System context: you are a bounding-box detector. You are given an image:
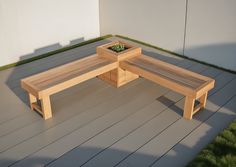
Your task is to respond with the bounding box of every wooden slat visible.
[120,59,195,97]
[21,55,118,98]
[130,57,205,88]
[120,55,214,98]
[31,102,42,114]
[39,61,118,98]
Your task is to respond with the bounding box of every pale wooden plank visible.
[116,76,236,167]
[21,55,118,99]
[126,56,206,88]
[120,55,214,99]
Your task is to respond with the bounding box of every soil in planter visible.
[108,44,129,53]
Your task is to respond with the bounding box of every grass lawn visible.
[187,119,236,167]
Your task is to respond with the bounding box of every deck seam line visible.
[113,71,234,167]
[6,81,155,166]
[80,64,216,167]
[0,83,110,138]
[0,80,109,125]
[0,82,131,153]
[77,67,212,167]
[78,93,180,166]
[2,55,223,166]
[1,59,190,140]
[149,91,236,167]
[38,86,167,167]
[17,62,209,166]
[43,60,200,166]
[5,69,226,166]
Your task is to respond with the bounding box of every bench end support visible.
[184,92,208,120]
[28,93,52,120]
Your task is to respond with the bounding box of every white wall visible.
[185,0,236,71]
[100,0,236,71]
[99,0,186,55]
[0,0,100,67]
[1,0,235,71]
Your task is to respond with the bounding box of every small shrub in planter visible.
[96,41,141,87]
[108,44,128,53]
[97,41,141,61]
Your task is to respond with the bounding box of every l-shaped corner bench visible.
[21,41,215,120]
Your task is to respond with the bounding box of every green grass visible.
[187,119,236,167]
[0,34,112,71]
[1,34,236,75]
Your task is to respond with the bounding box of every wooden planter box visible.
[97,41,140,87]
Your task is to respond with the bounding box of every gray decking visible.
[0,37,236,167]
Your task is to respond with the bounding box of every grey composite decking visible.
[0,37,236,167]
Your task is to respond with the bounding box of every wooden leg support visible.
[28,93,52,120]
[183,96,195,120]
[199,92,208,108]
[29,93,37,110]
[183,92,208,120]
[41,96,52,120]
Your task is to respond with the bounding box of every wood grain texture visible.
[21,54,118,119]
[21,42,215,120]
[120,54,215,119]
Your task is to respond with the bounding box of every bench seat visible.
[21,54,118,119]
[21,41,215,120]
[120,55,215,119]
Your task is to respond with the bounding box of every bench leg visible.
[29,93,37,110]
[41,96,52,120]
[183,96,195,120]
[199,92,208,108]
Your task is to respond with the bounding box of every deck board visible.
[0,79,142,152]
[116,75,236,167]
[152,95,236,167]
[9,55,210,166]
[73,64,222,167]
[6,81,168,167]
[44,58,215,167]
[0,37,235,167]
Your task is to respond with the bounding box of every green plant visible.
[187,119,236,167]
[109,44,126,53]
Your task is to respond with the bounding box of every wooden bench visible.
[21,41,214,120]
[21,55,118,119]
[120,55,215,119]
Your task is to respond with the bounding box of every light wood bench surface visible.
[21,54,118,119]
[120,55,215,119]
[21,41,214,120]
